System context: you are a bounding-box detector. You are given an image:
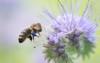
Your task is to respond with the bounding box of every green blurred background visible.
[0,0,100,63]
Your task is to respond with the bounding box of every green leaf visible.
[77,37,95,59]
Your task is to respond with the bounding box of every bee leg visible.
[31,31,37,36]
[31,31,39,37]
[35,34,39,37]
[35,32,40,37]
[38,32,41,36]
[28,35,32,41]
[32,36,35,42]
[32,37,34,40]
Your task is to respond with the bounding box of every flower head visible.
[43,0,99,63]
[50,14,97,43]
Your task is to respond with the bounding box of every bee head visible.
[33,23,42,32]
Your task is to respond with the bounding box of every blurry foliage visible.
[0,43,33,63]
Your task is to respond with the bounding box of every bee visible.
[18,23,42,43]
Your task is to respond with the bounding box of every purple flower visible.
[59,42,65,48]
[47,32,65,44]
[43,0,99,62]
[49,14,98,43]
[44,0,99,43]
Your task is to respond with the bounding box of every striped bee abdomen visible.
[18,28,31,43]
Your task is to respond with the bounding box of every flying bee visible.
[18,23,42,43]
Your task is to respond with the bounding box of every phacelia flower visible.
[43,0,99,63]
[43,32,72,63]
